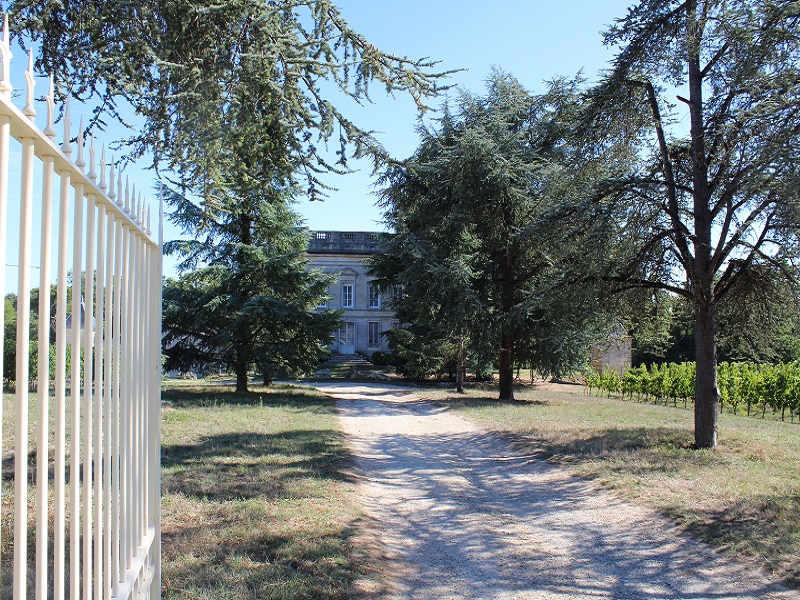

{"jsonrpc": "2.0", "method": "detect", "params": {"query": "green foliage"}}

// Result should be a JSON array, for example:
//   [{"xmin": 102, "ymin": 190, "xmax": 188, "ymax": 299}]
[
  {"xmin": 3, "ymin": 289, "xmax": 60, "ymax": 386},
  {"xmin": 162, "ymin": 186, "xmax": 341, "ymax": 391},
  {"xmin": 382, "ymin": 325, "xmax": 460, "ymax": 380},
  {"xmin": 3, "ymin": 294, "xmax": 15, "ymax": 383},
  {"xmin": 9, "ymin": 0, "xmax": 451, "ymax": 199},
  {"xmin": 716, "ymin": 273, "xmax": 800, "ymax": 363},
  {"xmin": 626, "ymin": 285, "xmax": 800, "ymax": 366},
  {"xmin": 368, "ymin": 351, "xmax": 394, "ymax": 367},
  {"xmin": 372, "ymin": 72, "xmax": 620, "ymax": 397},
  {"xmin": 717, "ymin": 362, "xmax": 800, "ymax": 420},
  {"xmin": 589, "ymin": 361, "xmax": 800, "ymax": 422}
]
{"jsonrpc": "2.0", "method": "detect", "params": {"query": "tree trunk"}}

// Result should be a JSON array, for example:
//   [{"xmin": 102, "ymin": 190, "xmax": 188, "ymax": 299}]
[
  {"xmin": 235, "ymin": 363, "xmax": 249, "ymax": 393},
  {"xmin": 498, "ymin": 331, "xmax": 514, "ymax": 401},
  {"xmin": 498, "ymin": 246, "xmax": 516, "ymax": 401},
  {"xmin": 262, "ymin": 368, "xmax": 272, "ymax": 387},
  {"xmin": 694, "ymin": 295, "xmax": 719, "ymax": 448},
  {"xmin": 455, "ymin": 337, "xmax": 464, "ymax": 394},
  {"xmin": 686, "ymin": 0, "xmax": 717, "ymax": 449}
]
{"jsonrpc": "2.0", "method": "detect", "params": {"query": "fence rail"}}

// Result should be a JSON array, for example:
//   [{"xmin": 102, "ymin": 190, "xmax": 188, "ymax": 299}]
[{"xmin": 0, "ymin": 16, "xmax": 162, "ymax": 600}]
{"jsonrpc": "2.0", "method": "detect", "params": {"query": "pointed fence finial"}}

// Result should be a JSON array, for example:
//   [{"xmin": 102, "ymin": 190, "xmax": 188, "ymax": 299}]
[
  {"xmin": 99, "ymin": 145, "xmax": 107, "ymax": 192},
  {"xmin": 23, "ymin": 48, "xmax": 36, "ymax": 120},
  {"xmin": 125, "ymin": 177, "xmax": 131, "ymax": 214},
  {"xmin": 0, "ymin": 14, "xmax": 12, "ymax": 98},
  {"xmin": 75, "ymin": 116, "xmax": 86, "ymax": 171},
  {"xmin": 61, "ymin": 98, "xmax": 72, "ymax": 156},
  {"xmin": 108, "ymin": 157, "xmax": 116, "ymax": 200},
  {"xmin": 146, "ymin": 205, "xmax": 152, "ymax": 236},
  {"xmin": 88, "ymin": 133, "xmax": 97, "ymax": 182},
  {"xmin": 44, "ymin": 75, "xmax": 56, "ymax": 140},
  {"xmin": 116, "ymin": 171, "xmax": 124, "ymax": 207}
]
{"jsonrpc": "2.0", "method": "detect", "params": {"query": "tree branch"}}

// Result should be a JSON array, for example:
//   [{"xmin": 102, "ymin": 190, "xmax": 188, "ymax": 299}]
[{"xmin": 701, "ymin": 41, "xmax": 730, "ymax": 78}]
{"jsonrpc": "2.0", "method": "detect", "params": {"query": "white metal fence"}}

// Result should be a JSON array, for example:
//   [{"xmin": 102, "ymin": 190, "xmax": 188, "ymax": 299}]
[{"xmin": 0, "ymin": 17, "xmax": 162, "ymax": 600}]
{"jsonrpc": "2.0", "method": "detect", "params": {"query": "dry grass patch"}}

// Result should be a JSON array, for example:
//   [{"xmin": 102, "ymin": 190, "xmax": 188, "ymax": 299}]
[
  {"xmin": 419, "ymin": 383, "xmax": 800, "ymax": 585},
  {"xmin": 161, "ymin": 381, "xmax": 365, "ymax": 600},
  {"xmin": 0, "ymin": 383, "xmax": 367, "ymax": 599}
]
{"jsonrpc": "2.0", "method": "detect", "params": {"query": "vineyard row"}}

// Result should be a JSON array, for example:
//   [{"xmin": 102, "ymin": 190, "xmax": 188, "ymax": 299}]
[{"xmin": 586, "ymin": 361, "xmax": 800, "ymax": 422}]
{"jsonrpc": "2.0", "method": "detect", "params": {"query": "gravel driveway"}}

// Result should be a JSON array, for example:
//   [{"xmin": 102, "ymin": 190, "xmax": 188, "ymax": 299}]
[{"xmin": 316, "ymin": 381, "xmax": 799, "ymax": 600}]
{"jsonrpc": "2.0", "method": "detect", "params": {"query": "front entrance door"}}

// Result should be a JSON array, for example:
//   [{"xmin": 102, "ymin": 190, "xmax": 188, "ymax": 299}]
[{"xmin": 339, "ymin": 322, "xmax": 356, "ymax": 354}]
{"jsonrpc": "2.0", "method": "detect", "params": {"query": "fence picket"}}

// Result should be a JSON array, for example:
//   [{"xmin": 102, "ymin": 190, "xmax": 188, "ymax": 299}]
[
  {"xmin": 13, "ymin": 117, "xmax": 34, "ymax": 600},
  {"xmin": 35, "ymin": 149, "xmax": 53, "ymax": 600},
  {"xmin": 53, "ymin": 153, "xmax": 70, "ymax": 600}
]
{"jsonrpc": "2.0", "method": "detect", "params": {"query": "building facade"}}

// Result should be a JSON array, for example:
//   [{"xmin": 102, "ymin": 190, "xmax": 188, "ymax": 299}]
[
  {"xmin": 307, "ymin": 231, "xmax": 397, "ymax": 358},
  {"xmin": 590, "ymin": 324, "xmax": 633, "ymax": 376},
  {"xmin": 307, "ymin": 230, "xmax": 633, "ymax": 372}
]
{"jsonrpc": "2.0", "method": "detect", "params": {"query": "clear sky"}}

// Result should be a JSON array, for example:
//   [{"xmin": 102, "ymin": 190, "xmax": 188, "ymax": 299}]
[{"xmin": 297, "ymin": 0, "xmax": 636, "ymax": 232}]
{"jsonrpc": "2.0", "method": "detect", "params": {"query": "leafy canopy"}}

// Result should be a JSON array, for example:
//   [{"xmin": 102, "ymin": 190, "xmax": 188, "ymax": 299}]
[
  {"xmin": 8, "ymin": 0, "xmax": 452, "ymax": 197},
  {"xmin": 161, "ymin": 185, "xmax": 340, "ymax": 390}
]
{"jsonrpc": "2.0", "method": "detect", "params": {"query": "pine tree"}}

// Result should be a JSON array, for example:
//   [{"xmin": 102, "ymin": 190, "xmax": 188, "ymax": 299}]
[
  {"xmin": 8, "ymin": 0, "xmax": 451, "ymax": 198},
  {"xmin": 373, "ymin": 73, "xmax": 615, "ymax": 399},
  {"xmin": 162, "ymin": 185, "xmax": 339, "ymax": 392}
]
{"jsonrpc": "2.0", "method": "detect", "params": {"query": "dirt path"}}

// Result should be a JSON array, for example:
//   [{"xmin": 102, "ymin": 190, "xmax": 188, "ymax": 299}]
[{"xmin": 317, "ymin": 382, "xmax": 799, "ymax": 600}]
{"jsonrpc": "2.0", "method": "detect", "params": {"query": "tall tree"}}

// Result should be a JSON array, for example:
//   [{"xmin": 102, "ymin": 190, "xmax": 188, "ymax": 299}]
[
  {"xmin": 590, "ymin": 0, "xmax": 800, "ymax": 447},
  {"xmin": 6, "ymin": 0, "xmax": 450, "ymax": 197},
  {"xmin": 370, "ymin": 226, "xmax": 488, "ymax": 391},
  {"xmin": 373, "ymin": 73, "xmax": 614, "ymax": 400},
  {"xmin": 7, "ymin": 0, "xmax": 452, "ymax": 390},
  {"xmin": 161, "ymin": 185, "xmax": 340, "ymax": 392}
]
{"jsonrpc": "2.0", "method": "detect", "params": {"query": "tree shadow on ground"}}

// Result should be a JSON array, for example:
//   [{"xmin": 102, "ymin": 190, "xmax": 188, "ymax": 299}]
[
  {"xmin": 162, "ymin": 429, "xmax": 348, "ymax": 502},
  {"xmin": 161, "ymin": 419, "xmax": 360, "ymax": 598},
  {"xmin": 444, "ymin": 396, "xmax": 551, "ymax": 409},
  {"xmin": 161, "ymin": 520, "xmax": 363, "ymax": 600},
  {"xmin": 504, "ymin": 426, "xmax": 800, "ymax": 587},
  {"xmin": 161, "ymin": 384, "xmax": 335, "ymax": 413},
  {"xmin": 668, "ymin": 493, "xmax": 800, "ymax": 586},
  {"xmin": 340, "ymin": 420, "xmax": 790, "ymax": 598}
]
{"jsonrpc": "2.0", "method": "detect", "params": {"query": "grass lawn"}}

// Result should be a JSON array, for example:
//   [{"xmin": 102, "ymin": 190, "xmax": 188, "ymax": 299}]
[
  {"xmin": 418, "ymin": 382, "xmax": 800, "ymax": 586},
  {"xmin": 5, "ymin": 377, "xmax": 799, "ymax": 593},
  {"xmin": 161, "ymin": 380, "xmax": 364, "ymax": 600}
]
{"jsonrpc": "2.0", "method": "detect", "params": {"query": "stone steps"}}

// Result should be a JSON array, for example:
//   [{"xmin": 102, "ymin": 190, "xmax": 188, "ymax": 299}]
[{"xmin": 323, "ymin": 354, "xmax": 373, "ymax": 366}]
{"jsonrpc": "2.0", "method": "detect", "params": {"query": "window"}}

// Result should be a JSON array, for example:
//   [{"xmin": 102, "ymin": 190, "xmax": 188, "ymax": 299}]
[
  {"xmin": 341, "ymin": 232, "xmax": 356, "ymax": 240},
  {"xmin": 369, "ymin": 283, "xmax": 381, "ymax": 308},
  {"xmin": 368, "ymin": 322, "xmax": 381, "ymax": 347},
  {"xmin": 315, "ymin": 231, "xmax": 328, "ymax": 240},
  {"xmin": 341, "ymin": 284, "xmax": 354, "ymax": 308}
]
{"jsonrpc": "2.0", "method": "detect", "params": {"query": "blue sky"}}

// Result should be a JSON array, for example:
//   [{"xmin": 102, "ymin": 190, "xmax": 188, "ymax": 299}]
[{"xmin": 298, "ymin": 0, "xmax": 636, "ymax": 232}]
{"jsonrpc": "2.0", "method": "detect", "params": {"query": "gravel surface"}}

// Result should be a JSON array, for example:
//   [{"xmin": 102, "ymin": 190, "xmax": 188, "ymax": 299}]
[{"xmin": 316, "ymin": 381, "xmax": 800, "ymax": 600}]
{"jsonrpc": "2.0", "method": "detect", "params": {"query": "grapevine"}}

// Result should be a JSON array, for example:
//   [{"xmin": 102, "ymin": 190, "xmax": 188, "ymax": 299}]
[{"xmin": 585, "ymin": 362, "xmax": 800, "ymax": 422}]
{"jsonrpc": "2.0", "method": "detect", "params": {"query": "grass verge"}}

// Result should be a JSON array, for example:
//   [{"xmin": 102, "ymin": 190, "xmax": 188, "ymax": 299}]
[
  {"xmin": 418, "ymin": 382, "xmax": 800, "ymax": 586},
  {"xmin": 161, "ymin": 380, "xmax": 363, "ymax": 599}
]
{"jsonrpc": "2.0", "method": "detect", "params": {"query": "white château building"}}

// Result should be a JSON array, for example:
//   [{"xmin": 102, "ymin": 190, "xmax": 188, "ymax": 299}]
[
  {"xmin": 307, "ymin": 230, "xmax": 632, "ymax": 372},
  {"xmin": 307, "ymin": 231, "xmax": 397, "ymax": 358}
]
